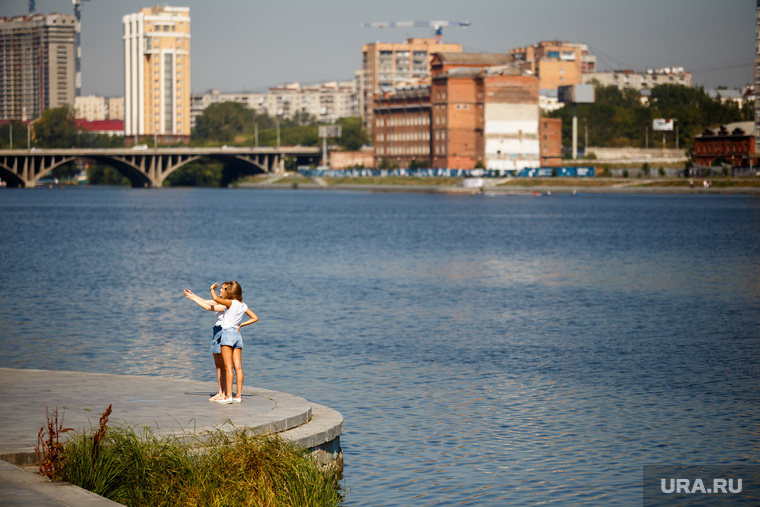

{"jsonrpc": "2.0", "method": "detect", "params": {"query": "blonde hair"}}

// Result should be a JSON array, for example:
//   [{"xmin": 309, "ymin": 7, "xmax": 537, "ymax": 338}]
[{"xmin": 224, "ymin": 281, "xmax": 243, "ymax": 301}]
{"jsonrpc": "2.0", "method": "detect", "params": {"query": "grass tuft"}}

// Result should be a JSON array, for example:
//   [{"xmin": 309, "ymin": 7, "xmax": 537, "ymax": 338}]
[{"xmin": 54, "ymin": 406, "xmax": 343, "ymax": 506}]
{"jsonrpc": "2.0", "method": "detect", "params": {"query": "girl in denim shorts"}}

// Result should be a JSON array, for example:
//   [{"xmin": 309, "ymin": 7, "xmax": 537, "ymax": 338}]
[
  {"xmin": 210, "ymin": 281, "xmax": 259, "ymax": 404},
  {"xmin": 184, "ymin": 287, "xmax": 228, "ymax": 401}
]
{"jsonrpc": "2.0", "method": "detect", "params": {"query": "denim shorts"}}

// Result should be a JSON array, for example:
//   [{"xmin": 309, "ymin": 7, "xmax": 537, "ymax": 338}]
[
  {"xmin": 210, "ymin": 326, "xmax": 223, "ymax": 354},
  {"xmin": 220, "ymin": 328, "xmax": 243, "ymax": 349}
]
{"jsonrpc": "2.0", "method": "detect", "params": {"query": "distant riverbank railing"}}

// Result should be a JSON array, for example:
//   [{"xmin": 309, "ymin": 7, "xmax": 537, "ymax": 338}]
[{"xmin": 298, "ymin": 167, "xmax": 596, "ymax": 178}]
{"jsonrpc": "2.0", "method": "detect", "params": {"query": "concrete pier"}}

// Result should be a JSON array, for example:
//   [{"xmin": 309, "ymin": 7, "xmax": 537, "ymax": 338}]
[{"xmin": 0, "ymin": 368, "xmax": 342, "ymax": 506}]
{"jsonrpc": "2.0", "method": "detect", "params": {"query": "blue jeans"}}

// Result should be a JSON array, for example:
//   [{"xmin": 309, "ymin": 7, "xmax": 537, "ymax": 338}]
[{"xmin": 220, "ymin": 328, "xmax": 243, "ymax": 349}]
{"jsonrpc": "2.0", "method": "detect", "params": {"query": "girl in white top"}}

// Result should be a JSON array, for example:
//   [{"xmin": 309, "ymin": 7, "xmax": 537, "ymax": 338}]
[
  {"xmin": 210, "ymin": 281, "xmax": 258, "ymax": 404},
  {"xmin": 184, "ymin": 287, "xmax": 227, "ymax": 401}
]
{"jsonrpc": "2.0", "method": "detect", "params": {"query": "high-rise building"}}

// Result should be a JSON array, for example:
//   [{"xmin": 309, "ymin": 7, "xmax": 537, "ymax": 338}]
[
  {"xmin": 361, "ymin": 38, "xmax": 462, "ymax": 131},
  {"xmin": 123, "ymin": 6, "xmax": 190, "ymax": 143},
  {"xmin": 0, "ymin": 13, "xmax": 77, "ymax": 121},
  {"xmin": 510, "ymin": 40, "xmax": 596, "ymax": 90}
]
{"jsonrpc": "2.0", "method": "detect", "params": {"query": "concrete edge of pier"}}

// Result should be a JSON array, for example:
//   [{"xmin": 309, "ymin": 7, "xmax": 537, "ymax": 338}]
[{"xmin": 0, "ymin": 368, "xmax": 343, "ymax": 506}]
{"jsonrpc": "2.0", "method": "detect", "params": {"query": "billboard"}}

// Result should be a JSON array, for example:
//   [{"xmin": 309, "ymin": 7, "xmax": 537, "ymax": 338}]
[
  {"xmin": 653, "ymin": 119, "xmax": 674, "ymax": 131},
  {"xmin": 558, "ymin": 84, "xmax": 595, "ymax": 104},
  {"xmin": 319, "ymin": 125, "xmax": 342, "ymax": 138}
]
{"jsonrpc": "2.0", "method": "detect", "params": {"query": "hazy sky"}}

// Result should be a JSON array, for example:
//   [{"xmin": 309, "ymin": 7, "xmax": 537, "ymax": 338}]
[{"xmin": 2, "ymin": 0, "xmax": 755, "ymax": 97}]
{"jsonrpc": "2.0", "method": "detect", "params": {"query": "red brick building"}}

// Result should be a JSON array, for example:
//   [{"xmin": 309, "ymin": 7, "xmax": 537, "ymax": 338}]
[
  {"xmin": 374, "ymin": 53, "xmax": 555, "ymax": 171},
  {"xmin": 539, "ymin": 118, "xmax": 562, "ymax": 166},
  {"xmin": 694, "ymin": 121, "xmax": 755, "ymax": 168},
  {"xmin": 374, "ymin": 84, "xmax": 431, "ymax": 169}
]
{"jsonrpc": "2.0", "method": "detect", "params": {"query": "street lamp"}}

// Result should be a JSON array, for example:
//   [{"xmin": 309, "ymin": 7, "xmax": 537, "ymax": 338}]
[
  {"xmin": 582, "ymin": 117, "xmax": 588, "ymax": 153},
  {"xmin": 27, "ymin": 117, "xmax": 43, "ymax": 150}
]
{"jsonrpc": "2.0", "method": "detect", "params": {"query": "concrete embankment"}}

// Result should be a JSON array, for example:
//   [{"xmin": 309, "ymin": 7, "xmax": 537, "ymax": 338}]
[
  {"xmin": 0, "ymin": 368, "xmax": 342, "ymax": 506},
  {"xmin": 239, "ymin": 179, "xmax": 760, "ymax": 195}
]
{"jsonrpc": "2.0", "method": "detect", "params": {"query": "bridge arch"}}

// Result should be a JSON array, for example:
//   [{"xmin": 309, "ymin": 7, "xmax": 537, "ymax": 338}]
[{"xmin": 0, "ymin": 147, "xmax": 321, "ymax": 188}]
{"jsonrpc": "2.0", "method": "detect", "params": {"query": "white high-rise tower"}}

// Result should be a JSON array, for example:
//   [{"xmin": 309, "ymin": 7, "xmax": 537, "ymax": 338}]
[{"xmin": 123, "ymin": 6, "xmax": 191, "ymax": 143}]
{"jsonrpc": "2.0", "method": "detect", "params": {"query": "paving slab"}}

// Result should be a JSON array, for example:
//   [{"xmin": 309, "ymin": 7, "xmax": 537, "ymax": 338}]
[{"xmin": 0, "ymin": 368, "xmax": 314, "ymax": 464}]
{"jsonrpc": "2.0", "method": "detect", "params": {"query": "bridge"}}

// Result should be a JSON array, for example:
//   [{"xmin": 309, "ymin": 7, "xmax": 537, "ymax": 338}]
[{"xmin": 0, "ymin": 146, "xmax": 322, "ymax": 188}]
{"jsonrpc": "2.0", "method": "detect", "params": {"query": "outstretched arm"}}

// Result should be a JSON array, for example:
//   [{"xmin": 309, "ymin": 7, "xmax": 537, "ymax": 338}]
[
  {"xmin": 185, "ymin": 289, "xmax": 225, "ymax": 311},
  {"xmin": 238, "ymin": 307, "xmax": 259, "ymax": 332}
]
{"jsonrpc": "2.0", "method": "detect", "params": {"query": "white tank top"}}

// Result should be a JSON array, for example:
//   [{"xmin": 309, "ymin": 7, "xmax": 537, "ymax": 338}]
[{"xmin": 221, "ymin": 300, "xmax": 248, "ymax": 329}]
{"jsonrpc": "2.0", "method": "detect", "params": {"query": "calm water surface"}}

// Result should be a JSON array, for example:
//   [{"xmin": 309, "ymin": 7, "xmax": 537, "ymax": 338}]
[{"xmin": 1, "ymin": 187, "xmax": 758, "ymax": 505}]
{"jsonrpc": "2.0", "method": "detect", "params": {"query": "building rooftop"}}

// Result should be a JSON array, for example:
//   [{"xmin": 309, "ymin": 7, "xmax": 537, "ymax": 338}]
[{"xmin": 433, "ymin": 52, "xmax": 514, "ymax": 66}]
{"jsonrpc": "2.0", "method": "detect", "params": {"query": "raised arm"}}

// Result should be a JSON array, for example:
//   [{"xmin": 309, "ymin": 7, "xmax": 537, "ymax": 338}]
[
  {"xmin": 210, "ymin": 283, "xmax": 232, "ymax": 309},
  {"xmin": 237, "ymin": 307, "xmax": 259, "ymax": 332},
  {"xmin": 185, "ymin": 289, "xmax": 225, "ymax": 311}
]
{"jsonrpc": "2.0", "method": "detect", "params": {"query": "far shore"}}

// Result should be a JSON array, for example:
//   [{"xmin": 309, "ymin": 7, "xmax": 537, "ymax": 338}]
[{"xmin": 237, "ymin": 174, "xmax": 760, "ymax": 195}]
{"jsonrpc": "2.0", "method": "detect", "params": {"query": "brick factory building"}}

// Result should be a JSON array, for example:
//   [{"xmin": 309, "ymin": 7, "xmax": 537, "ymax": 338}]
[{"xmin": 373, "ymin": 53, "xmax": 556, "ymax": 171}]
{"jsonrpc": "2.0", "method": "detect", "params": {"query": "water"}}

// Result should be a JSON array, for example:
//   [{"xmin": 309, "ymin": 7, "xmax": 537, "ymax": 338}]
[{"xmin": 1, "ymin": 187, "xmax": 758, "ymax": 505}]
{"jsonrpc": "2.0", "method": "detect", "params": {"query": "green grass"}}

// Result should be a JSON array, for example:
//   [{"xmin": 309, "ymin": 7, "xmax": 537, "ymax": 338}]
[{"xmin": 56, "ymin": 421, "xmax": 343, "ymax": 507}]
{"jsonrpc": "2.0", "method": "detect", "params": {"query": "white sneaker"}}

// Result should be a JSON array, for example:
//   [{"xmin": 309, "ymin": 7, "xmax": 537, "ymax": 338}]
[
  {"xmin": 232, "ymin": 397, "xmax": 243, "ymax": 403},
  {"xmin": 215, "ymin": 397, "xmax": 233, "ymax": 404}
]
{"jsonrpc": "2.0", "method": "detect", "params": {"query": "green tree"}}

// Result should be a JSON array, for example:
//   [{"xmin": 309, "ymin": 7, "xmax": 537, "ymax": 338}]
[
  {"xmin": 548, "ymin": 83, "xmax": 751, "ymax": 151},
  {"xmin": 34, "ymin": 106, "xmax": 79, "ymax": 148},
  {"xmin": 336, "ymin": 117, "xmax": 370, "ymax": 151},
  {"xmin": 193, "ymin": 102, "xmax": 255, "ymax": 144},
  {"xmin": 0, "ymin": 120, "xmax": 27, "ymax": 149}
]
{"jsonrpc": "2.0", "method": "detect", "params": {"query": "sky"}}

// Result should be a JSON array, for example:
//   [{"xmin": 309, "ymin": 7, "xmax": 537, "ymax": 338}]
[{"xmin": 1, "ymin": 0, "xmax": 755, "ymax": 97}]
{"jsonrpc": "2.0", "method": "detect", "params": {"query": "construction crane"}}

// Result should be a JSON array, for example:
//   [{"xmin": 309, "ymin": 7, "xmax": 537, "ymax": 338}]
[
  {"xmin": 361, "ymin": 20, "xmax": 470, "ymax": 43},
  {"xmin": 73, "ymin": 0, "xmax": 90, "ymax": 97}
]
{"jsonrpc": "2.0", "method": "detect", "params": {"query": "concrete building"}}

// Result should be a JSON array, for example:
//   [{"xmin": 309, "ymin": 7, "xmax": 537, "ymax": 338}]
[
  {"xmin": 107, "ymin": 96, "xmax": 124, "ymax": 120},
  {"xmin": 510, "ymin": 41, "xmax": 595, "ymax": 90},
  {"xmin": 123, "ymin": 6, "xmax": 191, "ymax": 143},
  {"xmin": 374, "ymin": 53, "xmax": 548, "ymax": 171},
  {"xmin": 583, "ymin": 67, "xmax": 692, "ymax": 91},
  {"xmin": 265, "ymin": 81, "xmax": 357, "ymax": 123},
  {"xmin": 361, "ymin": 38, "xmax": 462, "ymax": 130},
  {"xmin": 694, "ymin": 121, "xmax": 755, "ymax": 168},
  {"xmin": 0, "ymin": 13, "xmax": 76, "ymax": 121},
  {"xmin": 190, "ymin": 80, "xmax": 358, "ymax": 130},
  {"xmin": 74, "ymin": 95, "xmax": 125, "ymax": 121}
]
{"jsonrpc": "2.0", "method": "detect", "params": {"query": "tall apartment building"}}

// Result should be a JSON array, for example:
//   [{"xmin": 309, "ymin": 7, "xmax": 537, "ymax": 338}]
[
  {"xmin": 75, "ymin": 95, "xmax": 125, "ymax": 121},
  {"xmin": 583, "ymin": 67, "xmax": 691, "ymax": 91},
  {"xmin": 510, "ymin": 40, "xmax": 596, "ymax": 90},
  {"xmin": 123, "ymin": 6, "xmax": 190, "ymax": 143},
  {"xmin": 361, "ymin": 38, "xmax": 462, "ymax": 131},
  {"xmin": 0, "ymin": 13, "xmax": 76, "ymax": 120}
]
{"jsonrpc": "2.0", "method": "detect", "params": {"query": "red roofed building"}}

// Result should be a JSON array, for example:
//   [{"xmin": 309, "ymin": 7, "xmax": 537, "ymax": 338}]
[
  {"xmin": 693, "ymin": 121, "xmax": 755, "ymax": 168},
  {"xmin": 75, "ymin": 119, "xmax": 124, "ymax": 136}
]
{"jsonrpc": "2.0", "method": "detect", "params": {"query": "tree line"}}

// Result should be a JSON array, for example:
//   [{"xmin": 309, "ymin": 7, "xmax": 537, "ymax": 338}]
[{"xmin": 546, "ymin": 84, "xmax": 753, "ymax": 154}]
